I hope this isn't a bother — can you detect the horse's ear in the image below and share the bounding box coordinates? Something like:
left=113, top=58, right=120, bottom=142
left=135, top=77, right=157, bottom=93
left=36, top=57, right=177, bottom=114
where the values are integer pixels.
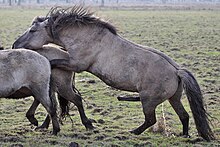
left=31, top=16, right=47, bottom=25
left=37, top=16, right=47, bottom=22
left=47, top=17, right=53, bottom=24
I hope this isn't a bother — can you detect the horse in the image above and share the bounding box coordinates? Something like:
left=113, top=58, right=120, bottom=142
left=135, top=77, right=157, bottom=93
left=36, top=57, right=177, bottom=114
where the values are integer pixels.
left=12, top=6, right=214, bottom=141
left=21, top=45, right=94, bottom=130
left=0, top=49, right=60, bottom=135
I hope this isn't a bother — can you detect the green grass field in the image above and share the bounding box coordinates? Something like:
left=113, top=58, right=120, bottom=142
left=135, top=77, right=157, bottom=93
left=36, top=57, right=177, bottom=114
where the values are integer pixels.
left=0, top=7, right=220, bottom=146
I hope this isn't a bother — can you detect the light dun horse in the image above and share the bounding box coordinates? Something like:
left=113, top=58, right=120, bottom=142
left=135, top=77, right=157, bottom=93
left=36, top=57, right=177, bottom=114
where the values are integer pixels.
left=12, top=7, right=214, bottom=141
left=0, top=49, right=60, bottom=135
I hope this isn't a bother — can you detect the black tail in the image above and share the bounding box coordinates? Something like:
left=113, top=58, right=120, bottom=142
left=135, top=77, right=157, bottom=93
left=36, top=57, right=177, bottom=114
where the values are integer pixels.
left=58, top=95, right=70, bottom=121
left=178, top=69, right=215, bottom=141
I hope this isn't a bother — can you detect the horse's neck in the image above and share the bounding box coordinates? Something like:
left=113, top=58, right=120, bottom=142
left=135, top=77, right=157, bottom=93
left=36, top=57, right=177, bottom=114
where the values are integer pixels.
left=58, top=27, right=116, bottom=72
left=60, top=26, right=117, bottom=56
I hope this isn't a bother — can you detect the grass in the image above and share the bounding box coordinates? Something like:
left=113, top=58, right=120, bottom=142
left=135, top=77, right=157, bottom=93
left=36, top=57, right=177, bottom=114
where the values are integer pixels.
left=0, top=7, right=220, bottom=146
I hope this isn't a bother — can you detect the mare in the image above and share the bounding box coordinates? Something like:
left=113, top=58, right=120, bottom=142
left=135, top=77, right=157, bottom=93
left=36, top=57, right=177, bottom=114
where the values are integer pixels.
left=12, top=6, right=214, bottom=141
left=0, top=49, right=60, bottom=135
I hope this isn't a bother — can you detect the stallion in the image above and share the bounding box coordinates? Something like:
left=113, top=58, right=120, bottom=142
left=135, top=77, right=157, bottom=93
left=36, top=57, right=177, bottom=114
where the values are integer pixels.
left=12, top=6, right=214, bottom=141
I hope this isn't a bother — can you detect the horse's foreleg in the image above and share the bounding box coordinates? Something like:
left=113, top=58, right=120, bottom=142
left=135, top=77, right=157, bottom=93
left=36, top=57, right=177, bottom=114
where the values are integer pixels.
left=59, top=85, right=94, bottom=130
left=73, top=93, right=94, bottom=130
left=50, top=59, right=83, bottom=73
left=26, top=99, right=40, bottom=126
left=35, top=115, right=50, bottom=130
left=130, top=92, right=158, bottom=135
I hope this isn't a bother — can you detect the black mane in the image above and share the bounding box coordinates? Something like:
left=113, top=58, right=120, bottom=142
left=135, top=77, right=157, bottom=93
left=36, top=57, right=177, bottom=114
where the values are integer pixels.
left=46, top=6, right=117, bottom=35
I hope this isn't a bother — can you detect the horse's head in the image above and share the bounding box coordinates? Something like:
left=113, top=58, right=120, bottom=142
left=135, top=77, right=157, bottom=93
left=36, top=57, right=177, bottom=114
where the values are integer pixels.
left=12, top=17, right=53, bottom=49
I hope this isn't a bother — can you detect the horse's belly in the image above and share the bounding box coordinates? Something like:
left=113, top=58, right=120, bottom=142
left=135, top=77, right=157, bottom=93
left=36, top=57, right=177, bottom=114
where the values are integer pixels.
left=0, top=75, right=25, bottom=98
left=97, top=73, right=138, bottom=92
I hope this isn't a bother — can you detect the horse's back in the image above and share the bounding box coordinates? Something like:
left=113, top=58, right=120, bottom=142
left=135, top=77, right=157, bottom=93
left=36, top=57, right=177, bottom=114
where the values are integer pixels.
left=94, top=36, right=180, bottom=99
left=0, top=49, right=50, bottom=97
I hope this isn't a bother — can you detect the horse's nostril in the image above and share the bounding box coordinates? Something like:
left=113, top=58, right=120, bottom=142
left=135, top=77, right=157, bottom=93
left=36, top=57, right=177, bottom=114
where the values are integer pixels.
left=12, top=42, right=17, bottom=49
left=12, top=45, right=15, bottom=49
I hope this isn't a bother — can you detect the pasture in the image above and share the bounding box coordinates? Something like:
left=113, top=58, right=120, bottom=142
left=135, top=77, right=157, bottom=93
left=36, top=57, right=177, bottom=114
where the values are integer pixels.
left=0, top=7, right=220, bottom=146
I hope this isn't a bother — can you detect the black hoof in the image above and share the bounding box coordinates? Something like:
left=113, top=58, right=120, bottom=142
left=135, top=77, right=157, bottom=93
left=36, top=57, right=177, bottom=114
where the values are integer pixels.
left=32, top=120, right=38, bottom=126
left=27, top=116, right=38, bottom=126
left=84, top=119, right=95, bottom=130
left=50, top=127, right=60, bottom=135
left=178, top=133, right=191, bottom=138
left=35, top=125, right=49, bottom=131
left=182, top=135, right=191, bottom=138
left=86, top=125, right=95, bottom=130
left=129, top=129, right=141, bottom=135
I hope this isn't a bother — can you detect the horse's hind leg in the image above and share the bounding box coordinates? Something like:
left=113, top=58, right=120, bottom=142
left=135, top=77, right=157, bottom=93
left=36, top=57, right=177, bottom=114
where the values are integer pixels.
left=26, top=99, right=51, bottom=129
left=168, top=82, right=189, bottom=137
left=130, top=91, right=158, bottom=135
left=32, top=87, right=60, bottom=135
left=26, top=99, right=40, bottom=126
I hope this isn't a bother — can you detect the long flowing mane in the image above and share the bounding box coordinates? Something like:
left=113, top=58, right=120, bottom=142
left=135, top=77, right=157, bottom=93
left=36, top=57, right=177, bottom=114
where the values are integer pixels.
left=46, top=6, right=117, bottom=36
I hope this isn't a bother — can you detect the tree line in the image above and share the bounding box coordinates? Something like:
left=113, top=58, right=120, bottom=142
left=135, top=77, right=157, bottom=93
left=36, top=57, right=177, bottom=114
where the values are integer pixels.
left=0, top=0, right=219, bottom=6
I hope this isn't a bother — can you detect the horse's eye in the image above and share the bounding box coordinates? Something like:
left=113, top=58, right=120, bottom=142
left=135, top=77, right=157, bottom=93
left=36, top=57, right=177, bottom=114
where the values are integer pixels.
left=30, top=29, right=36, bottom=33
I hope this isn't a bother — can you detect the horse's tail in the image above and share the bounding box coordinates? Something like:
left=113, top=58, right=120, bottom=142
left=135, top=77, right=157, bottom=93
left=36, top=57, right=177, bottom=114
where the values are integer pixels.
left=177, top=69, right=215, bottom=141
left=58, top=95, right=70, bottom=121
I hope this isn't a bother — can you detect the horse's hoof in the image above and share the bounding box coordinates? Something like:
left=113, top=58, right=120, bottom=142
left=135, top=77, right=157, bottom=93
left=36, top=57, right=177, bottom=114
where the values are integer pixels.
left=182, top=135, right=191, bottom=138
left=33, top=121, right=38, bottom=126
left=52, top=128, right=60, bottom=135
left=52, top=131, right=58, bottom=135
left=29, top=120, right=38, bottom=126
left=178, top=133, right=191, bottom=138
left=51, top=131, right=58, bottom=136
left=86, top=125, right=95, bottom=130
left=129, top=129, right=141, bottom=135
left=35, top=126, right=43, bottom=131
left=85, top=122, right=95, bottom=130
left=35, top=125, right=48, bottom=131
left=84, top=119, right=95, bottom=130
left=27, top=116, right=38, bottom=126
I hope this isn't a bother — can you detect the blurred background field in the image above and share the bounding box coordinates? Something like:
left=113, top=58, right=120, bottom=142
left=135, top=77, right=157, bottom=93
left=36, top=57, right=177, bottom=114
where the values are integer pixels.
left=0, top=5, right=220, bottom=146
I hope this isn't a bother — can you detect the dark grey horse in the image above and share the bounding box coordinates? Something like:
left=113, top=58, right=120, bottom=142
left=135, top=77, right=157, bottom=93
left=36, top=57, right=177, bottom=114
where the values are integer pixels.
left=12, top=6, right=214, bottom=141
